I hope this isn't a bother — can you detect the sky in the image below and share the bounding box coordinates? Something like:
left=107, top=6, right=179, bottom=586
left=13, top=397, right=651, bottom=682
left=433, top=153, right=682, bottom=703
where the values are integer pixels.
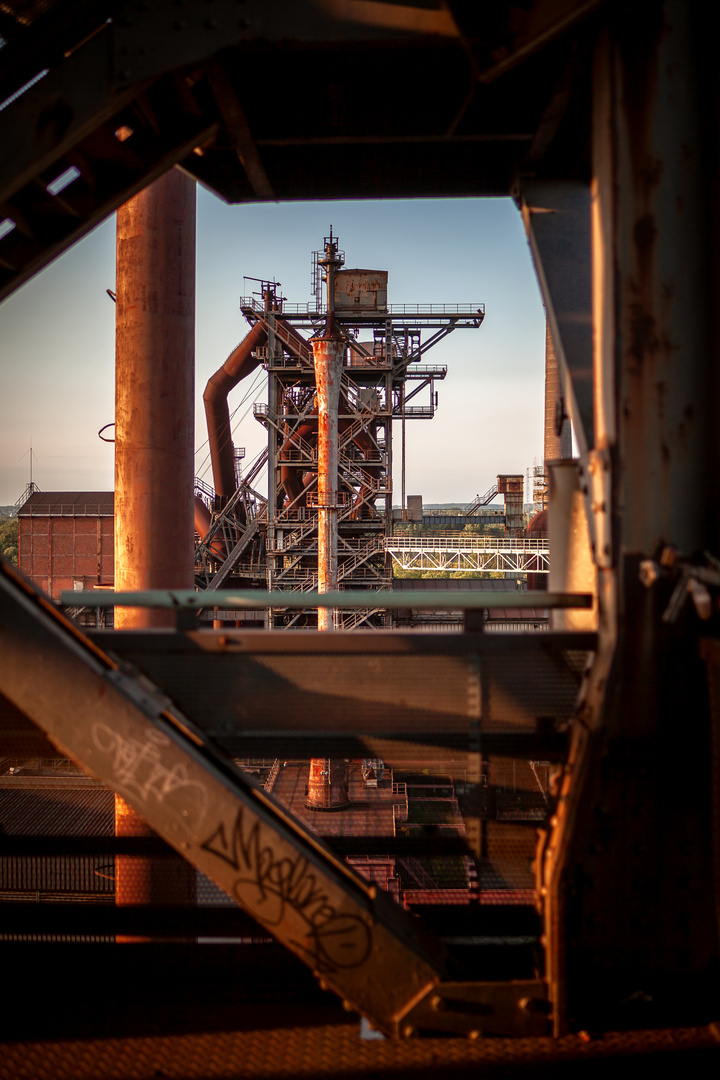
left=0, top=187, right=546, bottom=508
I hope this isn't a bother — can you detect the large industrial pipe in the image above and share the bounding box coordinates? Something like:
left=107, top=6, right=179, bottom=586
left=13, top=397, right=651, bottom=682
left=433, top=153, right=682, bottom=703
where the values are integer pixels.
left=313, top=331, right=345, bottom=631
left=194, top=495, right=225, bottom=558
left=305, top=759, right=351, bottom=811
left=115, top=168, right=196, bottom=630
left=114, top=168, right=197, bottom=922
left=203, top=322, right=268, bottom=503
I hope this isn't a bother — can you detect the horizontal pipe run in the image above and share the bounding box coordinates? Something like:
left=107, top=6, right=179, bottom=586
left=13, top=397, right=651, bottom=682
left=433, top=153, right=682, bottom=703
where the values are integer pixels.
left=63, top=589, right=593, bottom=611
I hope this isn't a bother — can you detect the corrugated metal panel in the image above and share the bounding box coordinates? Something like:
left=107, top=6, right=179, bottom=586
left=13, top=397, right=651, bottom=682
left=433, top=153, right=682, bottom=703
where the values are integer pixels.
left=0, top=786, right=114, bottom=835
left=0, top=786, right=114, bottom=895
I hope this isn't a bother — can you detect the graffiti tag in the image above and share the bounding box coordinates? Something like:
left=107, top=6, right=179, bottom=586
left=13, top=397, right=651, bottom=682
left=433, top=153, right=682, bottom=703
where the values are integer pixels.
left=92, top=723, right=208, bottom=827
left=201, top=807, right=371, bottom=972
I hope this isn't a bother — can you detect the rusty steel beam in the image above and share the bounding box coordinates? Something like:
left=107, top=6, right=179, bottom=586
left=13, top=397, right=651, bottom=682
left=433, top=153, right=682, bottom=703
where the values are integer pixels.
left=0, top=561, right=551, bottom=1037
left=206, top=62, right=274, bottom=199
left=537, top=1, right=720, bottom=1035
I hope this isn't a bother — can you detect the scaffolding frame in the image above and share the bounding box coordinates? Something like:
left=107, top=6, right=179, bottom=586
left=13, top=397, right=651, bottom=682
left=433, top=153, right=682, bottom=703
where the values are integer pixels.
left=195, top=281, right=485, bottom=628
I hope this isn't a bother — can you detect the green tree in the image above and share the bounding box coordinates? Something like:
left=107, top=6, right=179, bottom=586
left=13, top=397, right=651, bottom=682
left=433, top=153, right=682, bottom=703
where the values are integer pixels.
left=0, top=517, right=18, bottom=565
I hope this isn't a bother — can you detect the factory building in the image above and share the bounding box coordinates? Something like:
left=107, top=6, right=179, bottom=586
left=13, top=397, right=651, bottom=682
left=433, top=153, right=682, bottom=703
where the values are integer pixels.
left=17, top=491, right=114, bottom=604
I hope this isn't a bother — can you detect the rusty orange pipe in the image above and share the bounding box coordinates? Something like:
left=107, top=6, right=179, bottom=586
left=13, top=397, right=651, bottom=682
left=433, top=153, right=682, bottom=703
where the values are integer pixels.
left=193, top=495, right=225, bottom=558
left=203, top=322, right=268, bottom=503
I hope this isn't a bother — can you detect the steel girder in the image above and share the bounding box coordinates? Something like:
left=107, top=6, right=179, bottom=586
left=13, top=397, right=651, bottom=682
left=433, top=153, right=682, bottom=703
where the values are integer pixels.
left=0, top=558, right=558, bottom=1036
left=518, top=0, right=720, bottom=1034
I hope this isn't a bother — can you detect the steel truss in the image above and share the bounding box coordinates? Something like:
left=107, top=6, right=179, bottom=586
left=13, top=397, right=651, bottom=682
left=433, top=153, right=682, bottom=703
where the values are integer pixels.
left=2, top=560, right=573, bottom=1037
left=386, top=536, right=549, bottom=574
left=194, top=289, right=484, bottom=628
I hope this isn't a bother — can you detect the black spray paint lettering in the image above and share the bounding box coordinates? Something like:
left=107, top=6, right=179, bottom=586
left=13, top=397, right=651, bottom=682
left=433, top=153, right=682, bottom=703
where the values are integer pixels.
left=201, top=807, right=371, bottom=972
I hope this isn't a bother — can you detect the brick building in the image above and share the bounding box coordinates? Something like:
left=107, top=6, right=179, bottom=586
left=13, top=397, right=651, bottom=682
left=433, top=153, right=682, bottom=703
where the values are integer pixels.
left=17, top=491, right=114, bottom=602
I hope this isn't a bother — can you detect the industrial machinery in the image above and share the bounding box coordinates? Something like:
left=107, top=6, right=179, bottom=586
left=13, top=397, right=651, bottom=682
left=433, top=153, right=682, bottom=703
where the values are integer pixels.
left=1, top=2, right=720, bottom=1077
left=194, top=232, right=484, bottom=628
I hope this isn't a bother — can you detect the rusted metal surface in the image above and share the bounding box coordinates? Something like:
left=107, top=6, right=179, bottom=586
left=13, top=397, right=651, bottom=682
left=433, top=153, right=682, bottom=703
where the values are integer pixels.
left=335, top=269, right=388, bottom=312
left=313, top=231, right=346, bottom=632
left=306, top=759, right=351, bottom=812
left=547, top=462, right=597, bottom=632
left=0, top=561, right=449, bottom=1036
left=313, top=333, right=345, bottom=631
left=114, top=168, right=196, bottom=630
left=534, top=2, right=720, bottom=1036
left=203, top=322, right=268, bottom=504
left=497, top=475, right=525, bottom=537
left=114, top=169, right=197, bottom=912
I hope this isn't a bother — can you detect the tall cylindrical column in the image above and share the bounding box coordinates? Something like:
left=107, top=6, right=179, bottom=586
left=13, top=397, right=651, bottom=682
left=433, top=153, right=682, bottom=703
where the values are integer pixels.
left=313, top=333, right=344, bottom=632
left=305, top=758, right=350, bottom=811
left=115, top=168, right=196, bottom=629
left=114, top=169, right=197, bottom=921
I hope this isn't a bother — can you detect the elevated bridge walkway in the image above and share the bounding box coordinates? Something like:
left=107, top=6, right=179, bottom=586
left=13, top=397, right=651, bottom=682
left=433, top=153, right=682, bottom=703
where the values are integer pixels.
left=386, top=536, right=549, bottom=574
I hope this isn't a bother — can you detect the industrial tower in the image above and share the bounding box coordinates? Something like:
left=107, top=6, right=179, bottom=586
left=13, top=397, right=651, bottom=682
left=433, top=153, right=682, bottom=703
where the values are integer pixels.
left=195, top=233, right=484, bottom=628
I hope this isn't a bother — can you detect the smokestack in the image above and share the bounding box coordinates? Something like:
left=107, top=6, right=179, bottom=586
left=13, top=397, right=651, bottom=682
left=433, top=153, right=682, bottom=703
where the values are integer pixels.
left=313, top=332, right=345, bottom=630
left=114, top=168, right=197, bottom=923
left=308, top=233, right=350, bottom=812
left=115, top=168, right=196, bottom=627
left=313, top=229, right=344, bottom=632
left=305, top=758, right=351, bottom=811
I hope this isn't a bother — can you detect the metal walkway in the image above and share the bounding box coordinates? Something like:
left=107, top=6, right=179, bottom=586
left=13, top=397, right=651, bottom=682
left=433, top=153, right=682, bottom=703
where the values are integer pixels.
left=386, top=536, right=549, bottom=574
left=3, top=560, right=589, bottom=1038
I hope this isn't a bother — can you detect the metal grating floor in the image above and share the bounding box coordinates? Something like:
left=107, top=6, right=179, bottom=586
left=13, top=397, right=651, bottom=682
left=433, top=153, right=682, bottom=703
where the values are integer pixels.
left=2, top=1020, right=719, bottom=1079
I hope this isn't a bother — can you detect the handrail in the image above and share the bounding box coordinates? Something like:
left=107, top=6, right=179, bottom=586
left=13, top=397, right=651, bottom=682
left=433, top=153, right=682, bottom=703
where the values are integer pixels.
left=240, top=298, right=485, bottom=318
left=63, top=589, right=592, bottom=611
left=387, top=536, right=548, bottom=553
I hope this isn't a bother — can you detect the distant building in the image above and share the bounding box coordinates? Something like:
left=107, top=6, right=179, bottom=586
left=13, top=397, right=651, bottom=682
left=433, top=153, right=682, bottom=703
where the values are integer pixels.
left=17, top=491, right=114, bottom=603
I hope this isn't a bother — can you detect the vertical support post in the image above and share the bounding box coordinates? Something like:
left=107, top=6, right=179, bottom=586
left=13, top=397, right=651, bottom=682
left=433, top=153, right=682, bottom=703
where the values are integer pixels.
left=401, top=379, right=406, bottom=515
left=266, top=313, right=278, bottom=629
left=313, top=333, right=344, bottom=631
left=547, top=461, right=597, bottom=632
left=114, top=168, right=197, bottom=920
left=542, top=3, right=720, bottom=1034
left=115, top=168, right=196, bottom=629
left=314, top=230, right=344, bottom=633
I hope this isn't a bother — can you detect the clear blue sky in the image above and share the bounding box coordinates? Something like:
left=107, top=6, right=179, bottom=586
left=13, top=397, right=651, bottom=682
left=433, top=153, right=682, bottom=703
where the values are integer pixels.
left=0, top=186, right=546, bottom=507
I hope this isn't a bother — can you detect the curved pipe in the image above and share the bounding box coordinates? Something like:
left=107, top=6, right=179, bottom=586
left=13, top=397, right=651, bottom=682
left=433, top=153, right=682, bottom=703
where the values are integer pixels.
left=280, top=418, right=318, bottom=506
left=203, top=322, right=268, bottom=502
left=279, top=412, right=383, bottom=515
left=193, top=496, right=225, bottom=558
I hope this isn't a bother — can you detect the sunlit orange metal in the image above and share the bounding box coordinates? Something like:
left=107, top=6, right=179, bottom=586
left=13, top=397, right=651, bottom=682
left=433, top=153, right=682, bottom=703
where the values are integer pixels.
left=114, top=168, right=196, bottom=630
left=313, top=332, right=345, bottom=631
left=312, top=231, right=346, bottom=631
left=114, top=169, right=197, bottom=925
left=305, top=758, right=351, bottom=811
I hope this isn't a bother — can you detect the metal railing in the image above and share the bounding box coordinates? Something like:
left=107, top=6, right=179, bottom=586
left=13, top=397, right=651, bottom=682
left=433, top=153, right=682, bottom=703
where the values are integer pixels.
left=387, top=536, right=548, bottom=553
left=240, top=299, right=485, bottom=318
